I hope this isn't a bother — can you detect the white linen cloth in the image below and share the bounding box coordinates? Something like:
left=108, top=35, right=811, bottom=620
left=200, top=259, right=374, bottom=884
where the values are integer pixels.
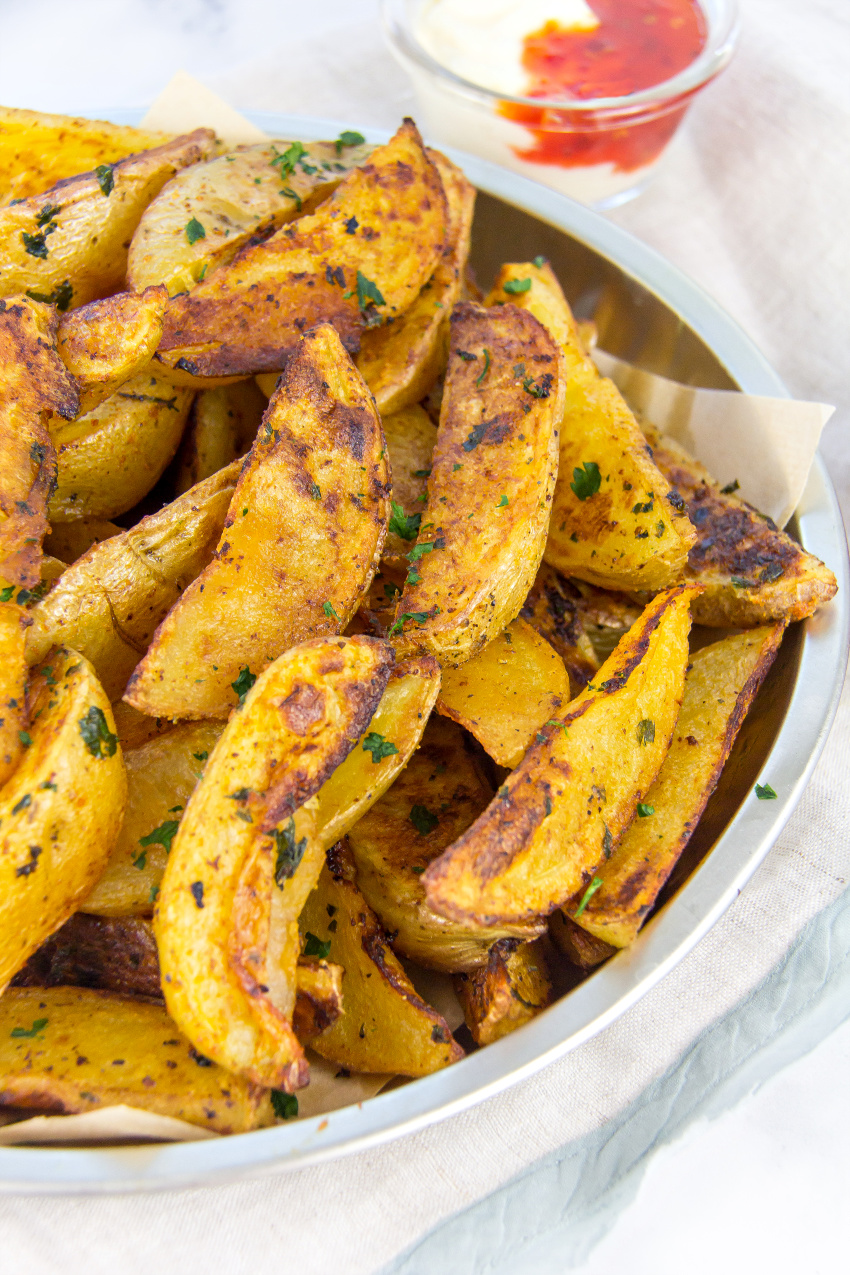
left=0, top=0, right=848, bottom=1270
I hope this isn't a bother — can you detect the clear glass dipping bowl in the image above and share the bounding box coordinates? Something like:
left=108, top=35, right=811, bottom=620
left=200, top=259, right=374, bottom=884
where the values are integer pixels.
left=382, top=0, right=739, bottom=208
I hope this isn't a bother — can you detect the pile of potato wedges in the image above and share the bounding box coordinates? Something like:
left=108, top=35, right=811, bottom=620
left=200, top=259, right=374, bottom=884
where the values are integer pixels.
left=0, top=105, right=837, bottom=1136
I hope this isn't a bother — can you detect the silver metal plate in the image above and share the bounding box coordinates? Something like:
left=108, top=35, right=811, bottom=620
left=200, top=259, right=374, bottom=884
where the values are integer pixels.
left=1, top=113, right=846, bottom=1192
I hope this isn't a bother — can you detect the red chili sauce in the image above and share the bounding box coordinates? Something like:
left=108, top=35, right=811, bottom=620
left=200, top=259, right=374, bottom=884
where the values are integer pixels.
left=500, top=0, right=708, bottom=174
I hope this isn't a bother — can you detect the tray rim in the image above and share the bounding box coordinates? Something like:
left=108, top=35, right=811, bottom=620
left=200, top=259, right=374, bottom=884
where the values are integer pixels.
left=1, top=110, right=846, bottom=1193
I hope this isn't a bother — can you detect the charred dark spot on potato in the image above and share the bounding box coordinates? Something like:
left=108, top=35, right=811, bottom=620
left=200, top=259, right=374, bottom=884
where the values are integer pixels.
left=279, top=683, right=326, bottom=736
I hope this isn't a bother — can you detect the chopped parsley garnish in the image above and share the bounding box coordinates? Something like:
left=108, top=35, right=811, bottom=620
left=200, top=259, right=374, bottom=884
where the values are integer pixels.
left=411, top=865, right=426, bottom=875
left=139, top=820, right=180, bottom=854
left=18, top=731, right=32, bottom=748
left=21, top=231, right=51, bottom=259
left=36, top=203, right=61, bottom=226
left=185, top=217, right=206, bottom=245
left=457, top=350, right=476, bottom=362
left=720, top=479, right=740, bottom=495
left=280, top=186, right=302, bottom=211
left=636, top=719, right=656, bottom=746
left=192, top=751, right=208, bottom=763
left=78, top=706, right=118, bottom=759
left=475, top=348, right=491, bottom=386
left=231, top=666, right=256, bottom=704
left=503, top=277, right=531, bottom=294
left=10, top=1018, right=48, bottom=1039
left=547, top=719, right=569, bottom=736
left=637, top=803, right=655, bottom=817
left=272, top=818, right=307, bottom=886
left=408, top=539, right=441, bottom=562
left=190, top=881, right=204, bottom=908
left=632, top=497, right=654, bottom=514
left=323, top=600, right=341, bottom=621
left=755, top=782, right=777, bottom=800
left=271, top=140, right=307, bottom=176
left=406, top=566, right=421, bottom=586
left=95, top=164, right=114, bottom=196
left=356, top=270, right=385, bottom=315
left=383, top=581, right=401, bottom=600
left=570, top=461, right=601, bottom=500
left=410, top=804, right=439, bottom=835
left=496, top=494, right=509, bottom=508
left=336, top=130, right=365, bottom=153
left=0, top=586, right=14, bottom=601
left=412, top=468, right=432, bottom=478
left=522, top=373, right=554, bottom=399
left=303, top=932, right=331, bottom=959
left=730, top=576, right=755, bottom=589
left=362, top=732, right=399, bottom=763
left=132, top=852, right=147, bottom=871
left=25, top=279, right=73, bottom=311
left=309, top=482, right=321, bottom=500
left=574, top=876, right=603, bottom=919
left=389, top=611, right=429, bottom=636
left=533, top=255, right=546, bottom=268
left=271, top=1090, right=299, bottom=1119
left=389, top=501, right=421, bottom=541
left=11, top=794, right=31, bottom=815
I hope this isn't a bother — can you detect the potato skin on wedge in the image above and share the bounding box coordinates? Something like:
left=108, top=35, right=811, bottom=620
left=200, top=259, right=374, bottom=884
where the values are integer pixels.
left=392, top=300, right=564, bottom=667
left=0, top=987, right=273, bottom=1134
left=156, top=120, right=447, bottom=378
left=454, top=937, right=551, bottom=1045
left=13, top=912, right=163, bottom=999
left=56, top=285, right=168, bottom=415
left=300, top=840, right=464, bottom=1075
left=175, top=380, right=266, bottom=495
left=155, top=636, right=395, bottom=1090
left=127, top=324, right=390, bottom=719
left=0, top=648, right=127, bottom=990
left=424, top=585, right=699, bottom=927
left=0, top=602, right=29, bottom=788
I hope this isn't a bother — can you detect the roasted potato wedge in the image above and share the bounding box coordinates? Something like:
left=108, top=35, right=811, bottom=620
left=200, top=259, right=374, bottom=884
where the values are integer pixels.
left=549, top=912, right=616, bottom=970
left=126, top=325, right=390, bottom=719
left=82, top=720, right=225, bottom=917
left=56, top=285, right=168, bottom=415
left=437, top=618, right=571, bottom=768
left=0, top=648, right=127, bottom=990
left=155, top=120, right=447, bottom=379
left=175, top=380, right=266, bottom=494
left=645, top=428, right=837, bottom=625
left=48, top=370, right=193, bottom=522
left=44, top=518, right=121, bottom=565
left=0, top=601, right=28, bottom=787
left=299, top=840, right=463, bottom=1074
left=348, top=717, right=544, bottom=971
left=0, top=130, right=216, bottom=309
left=110, top=701, right=176, bottom=750
left=28, top=461, right=239, bottom=699
left=12, top=912, right=163, bottom=999
left=155, top=636, right=395, bottom=1090
left=519, top=561, right=599, bottom=695
left=128, top=137, right=373, bottom=297
left=0, top=987, right=273, bottom=1134
left=0, top=106, right=168, bottom=206
left=392, top=300, right=564, bottom=666
left=356, top=150, right=475, bottom=414
left=292, top=958, right=345, bottom=1041
left=424, top=586, right=698, bottom=927
left=567, top=624, right=786, bottom=949
left=454, top=937, right=551, bottom=1045
left=381, top=404, right=438, bottom=565
left=486, top=262, right=695, bottom=591
left=0, top=297, right=79, bottom=587
left=569, top=577, right=644, bottom=663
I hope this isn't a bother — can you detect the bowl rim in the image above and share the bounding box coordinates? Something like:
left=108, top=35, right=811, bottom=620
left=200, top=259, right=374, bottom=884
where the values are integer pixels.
left=381, top=0, right=740, bottom=118
left=0, top=110, right=845, bottom=1194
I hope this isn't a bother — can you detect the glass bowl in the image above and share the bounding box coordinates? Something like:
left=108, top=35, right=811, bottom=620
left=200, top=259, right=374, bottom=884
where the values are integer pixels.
left=382, top=0, right=739, bottom=207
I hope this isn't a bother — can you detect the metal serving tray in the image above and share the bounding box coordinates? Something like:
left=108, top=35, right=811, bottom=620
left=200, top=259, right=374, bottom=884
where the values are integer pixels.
left=1, top=113, right=846, bottom=1193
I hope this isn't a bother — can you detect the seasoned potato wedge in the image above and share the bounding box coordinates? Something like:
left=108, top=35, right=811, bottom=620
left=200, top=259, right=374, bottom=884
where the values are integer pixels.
left=110, top=701, right=177, bottom=751
left=519, top=562, right=599, bottom=695
left=486, top=262, right=695, bottom=590
left=0, top=987, right=273, bottom=1134
left=292, top=958, right=345, bottom=1041
left=13, top=913, right=163, bottom=999
left=0, top=130, right=216, bottom=309
left=0, top=602, right=28, bottom=787
left=82, top=720, right=225, bottom=917
left=348, top=717, right=544, bottom=971
left=44, top=518, right=121, bottom=565
left=28, top=461, right=239, bottom=699
left=0, top=297, right=78, bottom=588
left=56, top=286, right=168, bottom=414
left=381, top=404, right=438, bottom=565
left=454, top=938, right=551, bottom=1045
left=569, top=578, right=644, bottom=663
left=128, top=137, right=373, bottom=297
left=300, top=840, right=463, bottom=1074
left=356, top=150, right=475, bottom=414
left=126, top=325, right=390, bottom=719
left=437, top=618, right=571, bottom=768
left=156, top=636, right=395, bottom=1090
left=646, top=428, right=838, bottom=625
left=392, top=300, right=564, bottom=666
left=0, top=106, right=168, bottom=206
left=175, top=380, right=266, bottom=494
left=156, top=120, right=447, bottom=378
left=48, top=370, right=193, bottom=522
left=567, top=624, right=785, bottom=949
left=549, top=912, right=616, bottom=970
left=424, top=586, right=698, bottom=927
left=0, top=648, right=127, bottom=990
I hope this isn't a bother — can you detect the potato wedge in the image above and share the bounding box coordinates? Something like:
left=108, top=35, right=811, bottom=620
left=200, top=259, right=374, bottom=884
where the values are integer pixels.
left=0, top=130, right=216, bottom=309
left=356, top=150, right=475, bottom=414
left=126, top=324, right=390, bottom=719
left=27, top=461, right=239, bottom=699
left=0, top=106, right=168, bottom=206
left=0, top=601, right=28, bottom=787
left=292, top=959, right=345, bottom=1041
left=156, top=120, right=447, bottom=379
left=110, top=701, right=177, bottom=750
left=454, top=937, right=551, bottom=1045
left=549, top=912, right=616, bottom=970
left=48, top=370, right=193, bottom=522
left=486, top=262, right=695, bottom=591
left=392, top=300, right=564, bottom=666
left=0, top=297, right=79, bottom=587
left=12, top=912, right=163, bottom=999
left=82, top=720, right=225, bottom=917
left=300, top=840, right=463, bottom=1074
left=646, top=428, right=837, bottom=625
left=424, top=585, right=698, bottom=927
left=0, top=648, right=127, bottom=990
left=155, top=636, right=395, bottom=1090
left=519, top=562, right=599, bottom=695
left=569, top=577, right=644, bottom=663
left=128, top=137, right=373, bottom=297
left=56, top=285, right=168, bottom=415
left=380, top=404, right=438, bottom=565
left=348, top=717, right=544, bottom=971
left=567, top=624, right=786, bottom=949
left=0, top=987, right=272, bottom=1134
left=437, top=618, right=571, bottom=767
left=44, top=518, right=121, bottom=565
left=175, top=380, right=266, bottom=494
